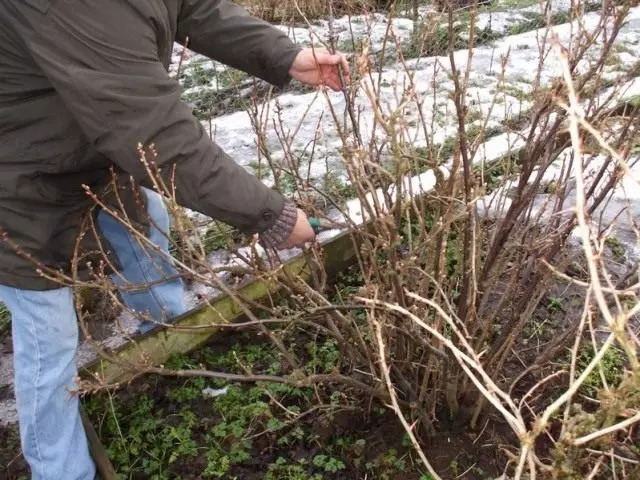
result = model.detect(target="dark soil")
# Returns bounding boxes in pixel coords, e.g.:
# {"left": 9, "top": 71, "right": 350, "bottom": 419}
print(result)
{"left": 0, "top": 422, "right": 27, "bottom": 480}
{"left": 0, "top": 406, "right": 507, "bottom": 480}
{"left": 0, "top": 328, "right": 509, "bottom": 480}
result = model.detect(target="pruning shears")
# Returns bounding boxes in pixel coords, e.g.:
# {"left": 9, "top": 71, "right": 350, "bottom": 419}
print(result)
{"left": 308, "top": 217, "right": 347, "bottom": 234}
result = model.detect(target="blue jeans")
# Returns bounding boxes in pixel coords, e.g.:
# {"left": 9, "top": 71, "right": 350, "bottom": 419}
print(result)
{"left": 0, "top": 188, "right": 187, "bottom": 479}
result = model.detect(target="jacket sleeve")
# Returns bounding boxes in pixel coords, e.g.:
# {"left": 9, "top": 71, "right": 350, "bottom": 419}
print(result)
{"left": 176, "top": 0, "right": 302, "bottom": 88}
{"left": 17, "top": 1, "right": 291, "bottom": 237}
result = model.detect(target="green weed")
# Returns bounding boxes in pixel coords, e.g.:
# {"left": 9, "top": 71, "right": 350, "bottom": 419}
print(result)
{"left": 0, "top": 302, "right": 9, "bottom": 334}
{"left": 493, "top": 0, "right": 537, "bottom": 8}
{"left": 83, "top": 316, "right": 427, "bottom": 478}
{"left": 323, "top": 171, "right": 357, "bottom": 203}
{"left": 547, "top": 296, "right": 564, "bottom": 313}
{"left": 305, "top": 339, "right": 341, "bottom": 373}
{"left": 605, "top": 237, "right": 626, "bottom": 263}
{"left": 365, "top": 448, "right": 408, "bottom": 480}
{"left": 576, "top": 345, "right": 626, "bottom": 396}
{"left": 84, "top": 340, "right": 329, "bottom": 478}
{"left": 247, "top": 161, "right": 272, "bottom": 180}
{"left": 179, "top": 62, "right": 216, "bottom": 90}
{"left": 183, "top": 88, "right": 248, "bottom": 120}
{"left": 480, "top": 150, "right": 521, "bottom": 193}
{"left": 266, "top": 458, "right": 323, "bottom": 480}
{"left": 201, "top": 221, "right": 246, "bottom": 253}
{"left": 312, "top": 454, "right": 346, "bottom": 473}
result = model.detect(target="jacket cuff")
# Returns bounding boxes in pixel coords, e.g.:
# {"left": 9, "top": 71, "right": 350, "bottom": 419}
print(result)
{"left": 259, "top": 199, "right": 297, "bottom": 249}
{"left": 268, "top": 42, "right": 303, "bottom": 89}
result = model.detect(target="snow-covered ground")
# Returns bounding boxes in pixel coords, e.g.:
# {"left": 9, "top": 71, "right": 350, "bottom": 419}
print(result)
{"left": 175, "top": 2, "right": 639, "bottom": 190}
{"left": 1, "top": 2, "right": 639, "bottom": 426}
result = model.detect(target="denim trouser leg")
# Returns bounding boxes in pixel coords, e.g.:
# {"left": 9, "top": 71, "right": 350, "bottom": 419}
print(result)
{"left": 2, "top": 187, "right": 188, "bottom": 479}
{"left": 96, "top": 187, "right": 187, "bottom": 333}
{"left": 0, "top": 287, "right": 96, "bottom": 480}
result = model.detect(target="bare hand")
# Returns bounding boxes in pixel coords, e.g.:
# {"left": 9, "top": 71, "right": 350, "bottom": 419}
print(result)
{"left": 279, "top": 208, "right": 316, "bottom": 249}
{"left": 288, "top": 47, "right": 350, "bottom": 91}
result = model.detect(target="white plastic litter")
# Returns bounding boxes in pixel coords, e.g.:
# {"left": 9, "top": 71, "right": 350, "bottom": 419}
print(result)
{"left": 202, "top": 386, "right": 229, "bottom": 398}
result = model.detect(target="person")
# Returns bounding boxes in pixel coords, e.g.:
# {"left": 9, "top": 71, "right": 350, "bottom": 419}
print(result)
{"left": 0, "top": 1, "right": 350, "bottom": 479}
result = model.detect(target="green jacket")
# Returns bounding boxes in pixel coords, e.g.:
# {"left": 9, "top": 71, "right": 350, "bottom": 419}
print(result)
{"left": 0, "top": 0, "right": 301, "bottom": 290}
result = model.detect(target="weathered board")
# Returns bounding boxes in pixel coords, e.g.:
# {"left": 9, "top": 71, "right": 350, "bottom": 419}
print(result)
{"left": 81, "top": 229, "right": 358, "bottom": 385}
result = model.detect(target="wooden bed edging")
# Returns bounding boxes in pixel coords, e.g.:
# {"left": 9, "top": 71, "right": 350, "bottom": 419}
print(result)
{"left": 81, "top": 229, "right": 359, "bottom": 385}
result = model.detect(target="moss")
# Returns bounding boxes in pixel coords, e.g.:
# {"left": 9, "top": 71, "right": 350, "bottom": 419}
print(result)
{"left": 576, "top": 344, "right": 626, "bottom": 397}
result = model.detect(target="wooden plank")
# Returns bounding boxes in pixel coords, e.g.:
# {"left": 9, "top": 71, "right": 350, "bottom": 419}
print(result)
{"left": 81, "top": 407, "right": 118, "bottom": 480}
{"left": 81, "top": 230, "right": 357, "bottom": 385}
